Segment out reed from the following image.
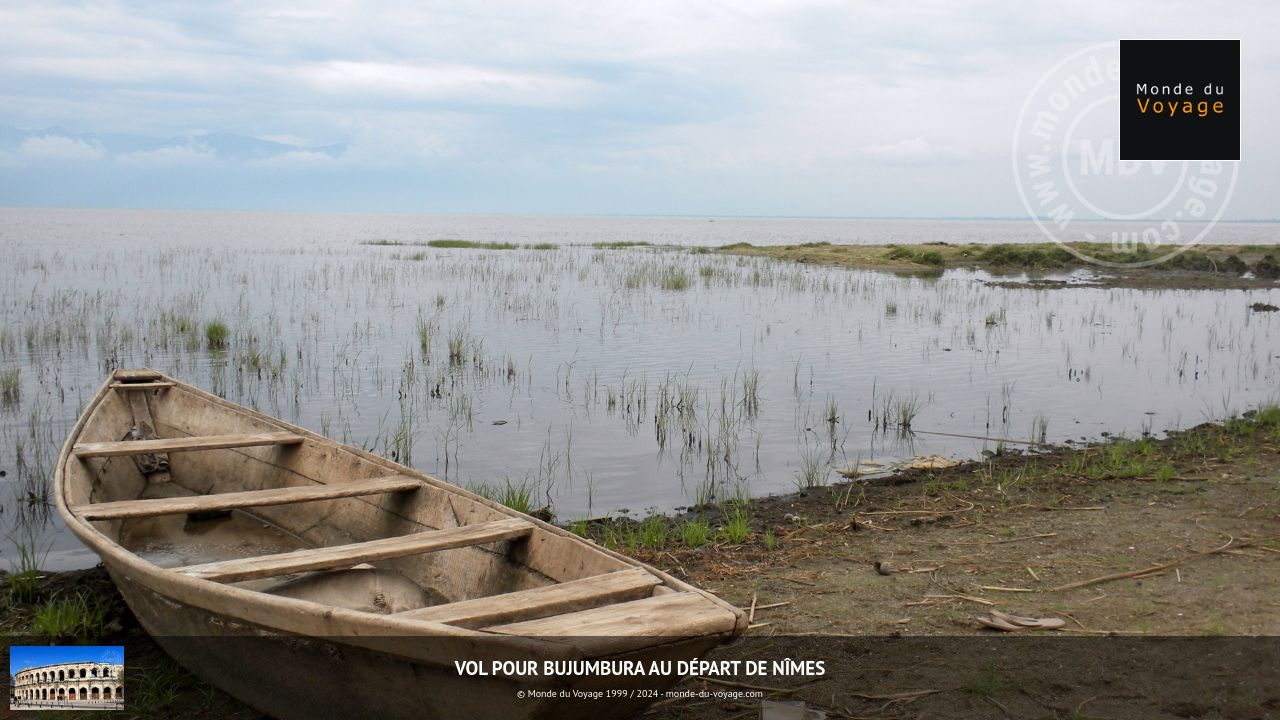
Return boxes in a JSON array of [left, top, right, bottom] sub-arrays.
[[0, 367, 19, 408]]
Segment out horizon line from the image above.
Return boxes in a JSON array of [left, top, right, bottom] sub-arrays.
[[2, 206, 1277, 224]]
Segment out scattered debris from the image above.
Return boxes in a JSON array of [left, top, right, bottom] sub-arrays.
[[906, 454, 961, 470], [977, 610, 1065, 632], [1051, 537, 1248, 592]]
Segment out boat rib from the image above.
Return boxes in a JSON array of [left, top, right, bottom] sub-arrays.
[[176, 518, 534, 583]]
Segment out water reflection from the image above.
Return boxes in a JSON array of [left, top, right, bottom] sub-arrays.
[[1, 209, 1277, 569]]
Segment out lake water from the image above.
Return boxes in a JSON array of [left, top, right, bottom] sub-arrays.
[[2, 208, 1278, 569]]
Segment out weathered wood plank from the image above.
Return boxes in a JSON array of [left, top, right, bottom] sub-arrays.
[[111, 381, 177, 389], [176, 518, 534, 583], [483, 592, 738, 640], [72, 475, 425, 520], [114, 369, 163, 381], [398, 568, 661, 628], [73, 431, 303, 458]]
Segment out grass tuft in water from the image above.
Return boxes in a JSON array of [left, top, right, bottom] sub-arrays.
[[591, 240, 652, 249], [1, 367, 19, 408], [426, 239, 519, 250], [795, 443, 829, 489], [204, 320, 230, 349], [659, 267, 691, 290]]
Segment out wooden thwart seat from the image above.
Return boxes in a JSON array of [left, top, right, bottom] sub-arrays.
[[110, 381, 176, 389], [72, 475, 424, 520], [398, 568, 661, 628], [74, 431, 303, 458], [176, 518, 534, 583], [482, 593, 739, 651]]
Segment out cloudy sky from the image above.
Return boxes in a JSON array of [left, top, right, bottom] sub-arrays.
[[1, 1, 1277, 217]]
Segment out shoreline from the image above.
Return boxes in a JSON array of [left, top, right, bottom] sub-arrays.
[[3, 406, 1277, 716], [713, 240, 1280, 290]]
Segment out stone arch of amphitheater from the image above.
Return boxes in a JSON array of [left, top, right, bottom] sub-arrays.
[[11, 661, 124, 704]]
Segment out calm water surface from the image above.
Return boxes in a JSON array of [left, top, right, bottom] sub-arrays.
[[1, 209, 1277, 569]]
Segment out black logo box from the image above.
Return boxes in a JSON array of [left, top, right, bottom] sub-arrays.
[[1120, 39, 1239, 161]]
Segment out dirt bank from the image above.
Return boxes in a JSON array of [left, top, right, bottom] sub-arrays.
[[4, 410, 1278, 719]]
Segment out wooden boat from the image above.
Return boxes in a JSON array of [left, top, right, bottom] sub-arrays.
[[56, 369, 745, 719]]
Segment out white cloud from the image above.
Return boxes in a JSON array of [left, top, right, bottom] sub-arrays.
[[860, 138, 967, 164], [20, 134, 104, 160], [0, 1, 1277, 215], [292, 61, 599, 107], [255, 134, 308, 146], [115, 144, 220, 167], [248, 150, 335, 168]]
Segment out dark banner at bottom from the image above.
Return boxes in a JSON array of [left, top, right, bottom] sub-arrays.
[[4, 635, 1278, 719]]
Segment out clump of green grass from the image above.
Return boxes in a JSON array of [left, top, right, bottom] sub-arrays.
[[1254, 253, 1280, 279], [1226, 403, 1280, 436], [131, 664, 190, 717], [601, 523, 640, 552], [894, 395, 923, 430], [469, 478, 536, 515], [677, 517, 710, 548], [415, 314, 434, 355], [639, 514, 668, 550], [978, 244, 1073, 269], [591, 240, 653, 249], [31, 592, 110, 642], [718, 502, 750, 544], [447, 328, 467, 365], [1253, 404, 1280, 428], [525, 242, 558, 250], [718, 242, 754, 250], [426, 239, 519, 250], [659, 267, 691, 291], [204, 320, 229, 349], [6, 569, 41, 604], [885, 246, 945, 267], [794, 444, 829, 489], [162, 312, 196, 334], [762, 527, 778, 551], [1084, 436, 1157, 480], [568, 519, 590, 537], [1, 367, 19, 407]]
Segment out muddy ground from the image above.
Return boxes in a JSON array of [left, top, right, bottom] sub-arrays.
[[3, 413, 1278, 719]]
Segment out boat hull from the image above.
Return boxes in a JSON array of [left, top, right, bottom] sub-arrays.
[[57, 371, 743, 720], [110, 561, 722, 720]]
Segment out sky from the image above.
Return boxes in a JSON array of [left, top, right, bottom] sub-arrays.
[[9, 645, 124, 676], [0, 1, 1277, 217]]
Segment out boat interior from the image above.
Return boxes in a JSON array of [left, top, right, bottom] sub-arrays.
[[63, 370, 740, 640]]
